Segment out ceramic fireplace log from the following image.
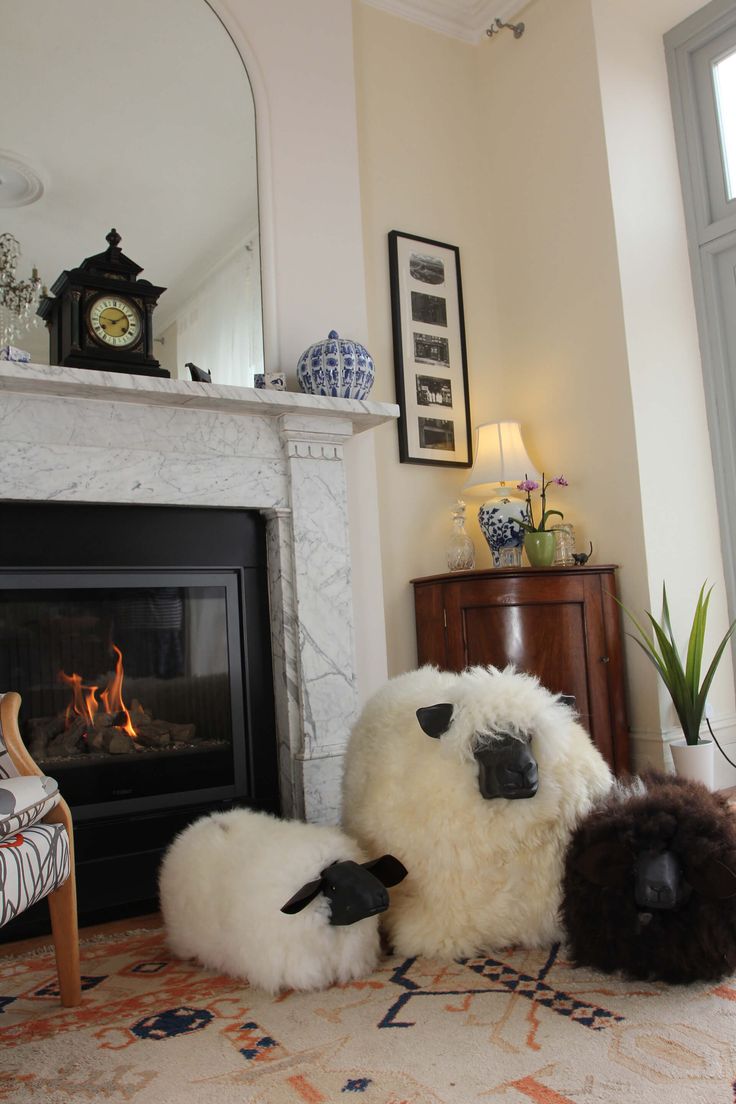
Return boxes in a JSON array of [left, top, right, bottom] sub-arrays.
[[25, 709, 198, 759], [89, 727, 136, 754]]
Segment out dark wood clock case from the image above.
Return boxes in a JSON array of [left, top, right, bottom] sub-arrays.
[[37, 228, 168, 378]]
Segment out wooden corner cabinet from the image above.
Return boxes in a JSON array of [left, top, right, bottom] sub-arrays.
[[412, 565, 629, 773]]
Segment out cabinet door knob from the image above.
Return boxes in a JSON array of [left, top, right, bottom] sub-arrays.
[[600, 656, 610, 663]]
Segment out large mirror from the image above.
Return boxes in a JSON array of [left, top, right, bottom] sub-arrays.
[[0, 0, 262, 385]]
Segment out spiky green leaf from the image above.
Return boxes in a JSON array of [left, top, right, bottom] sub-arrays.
[[695, 618, 736, 722], [685, 584, 711, 703]]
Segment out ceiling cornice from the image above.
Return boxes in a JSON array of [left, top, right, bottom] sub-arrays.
[[359, 0, 529, 44]]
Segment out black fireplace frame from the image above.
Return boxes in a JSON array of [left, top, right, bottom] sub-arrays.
[[0, 502, 279, 938]]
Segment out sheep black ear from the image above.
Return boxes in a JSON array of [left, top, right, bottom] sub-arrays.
[[416, 703, 454, 738], [573, 841, 631, 887], [362, 854, 408, 888], [280, 877, 323, 914], [688, 855, 736, 900]]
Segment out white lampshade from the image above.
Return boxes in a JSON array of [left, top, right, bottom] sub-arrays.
[[462, 421, 540, 498]]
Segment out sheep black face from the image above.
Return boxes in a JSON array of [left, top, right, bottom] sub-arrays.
[[634, 849, 683, 911], [280, 854, 407, 926], [416, 704, 538, 799], [562, 773, 736, 984]]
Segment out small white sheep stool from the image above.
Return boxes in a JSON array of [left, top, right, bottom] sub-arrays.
[[342, 665, 613, 960], [159, 807, 406, 994]]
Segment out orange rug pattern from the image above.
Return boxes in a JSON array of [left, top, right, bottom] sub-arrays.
[[1, 928, 735, 1103]]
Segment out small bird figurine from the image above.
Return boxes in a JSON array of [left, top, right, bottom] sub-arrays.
[[572, 542, 593, 566], [186, 361, 211, 383]]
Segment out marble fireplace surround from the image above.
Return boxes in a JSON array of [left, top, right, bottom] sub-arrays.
[[0, 362, 399, 824]]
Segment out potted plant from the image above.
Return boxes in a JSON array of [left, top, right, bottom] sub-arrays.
[[618, 582, 736, 787], [517, 474, 568, 567]]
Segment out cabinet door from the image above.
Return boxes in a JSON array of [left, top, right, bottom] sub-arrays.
[[442, 574, 615, 765]]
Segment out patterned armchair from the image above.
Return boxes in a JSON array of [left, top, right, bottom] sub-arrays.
[[0, 692, 81, 1006]]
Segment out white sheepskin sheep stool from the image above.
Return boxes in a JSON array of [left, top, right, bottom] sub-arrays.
[[342, 665, 613, 960], [159, 808, 406, 994]]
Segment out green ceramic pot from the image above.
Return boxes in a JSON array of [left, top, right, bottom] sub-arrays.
[[524, 531, 556, 567]]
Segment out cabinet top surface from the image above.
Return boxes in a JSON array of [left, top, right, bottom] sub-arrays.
[[411, 565, 619, 585]]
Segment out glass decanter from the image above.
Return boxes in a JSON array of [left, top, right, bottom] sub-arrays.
[[447, 499, 475, 571]]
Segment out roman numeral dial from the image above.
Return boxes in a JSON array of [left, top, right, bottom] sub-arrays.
[[88, 295, 142, 348]]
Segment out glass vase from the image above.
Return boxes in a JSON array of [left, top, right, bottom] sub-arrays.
[[551, 523, 575, 566], [447, 499, 475, 572]]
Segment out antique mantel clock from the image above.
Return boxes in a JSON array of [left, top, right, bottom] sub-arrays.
[[38, 229, 168, 378]]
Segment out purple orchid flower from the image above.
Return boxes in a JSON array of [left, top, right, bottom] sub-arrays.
[[517, 471, 569, 533]]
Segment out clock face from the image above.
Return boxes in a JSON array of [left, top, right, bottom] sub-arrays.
[[88, 295, 142, 348]]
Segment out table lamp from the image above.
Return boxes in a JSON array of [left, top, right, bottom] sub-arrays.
[[462, 421, 540, 566]]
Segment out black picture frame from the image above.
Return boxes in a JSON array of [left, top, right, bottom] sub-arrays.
[[388, 230, 472, 467]]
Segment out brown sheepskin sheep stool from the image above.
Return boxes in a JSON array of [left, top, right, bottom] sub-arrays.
[[561, 773, 736, 984]]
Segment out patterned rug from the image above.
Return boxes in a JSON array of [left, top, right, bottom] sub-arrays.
[[1, 927, 735, 1104]]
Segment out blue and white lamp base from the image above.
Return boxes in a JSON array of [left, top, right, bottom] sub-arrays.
[[477, 496, 527, 567]]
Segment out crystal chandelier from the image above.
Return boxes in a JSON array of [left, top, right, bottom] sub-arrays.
[[0, 233, 43, 347]]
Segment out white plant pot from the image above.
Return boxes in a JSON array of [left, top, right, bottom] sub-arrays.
[[670, 737, 714, 789]]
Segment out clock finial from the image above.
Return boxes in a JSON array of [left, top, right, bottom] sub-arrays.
[[106, 228, 122, 251]]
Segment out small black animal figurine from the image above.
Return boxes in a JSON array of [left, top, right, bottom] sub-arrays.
[[186, 361, 211, 383], [572, 542, 593, 565]]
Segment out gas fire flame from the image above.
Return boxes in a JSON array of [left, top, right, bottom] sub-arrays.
[[59, 644, 137, 739]]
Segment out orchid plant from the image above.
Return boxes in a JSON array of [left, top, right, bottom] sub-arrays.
[[517, 473, 568, 532]]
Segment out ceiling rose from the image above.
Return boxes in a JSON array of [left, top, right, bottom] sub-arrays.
[[0, 152, 44, 208]]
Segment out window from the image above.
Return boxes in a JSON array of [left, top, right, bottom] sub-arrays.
[[713, 47, 736, 198], [666, 0, 736, 637]]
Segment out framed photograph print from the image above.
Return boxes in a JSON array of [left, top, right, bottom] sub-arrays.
[[388, 230, 472, 467]]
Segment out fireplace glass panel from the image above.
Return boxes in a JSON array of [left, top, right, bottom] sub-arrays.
[[0, 571, 247, 815]]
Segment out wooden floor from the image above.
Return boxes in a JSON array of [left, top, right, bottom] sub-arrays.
[[0, 912, 162, 958]]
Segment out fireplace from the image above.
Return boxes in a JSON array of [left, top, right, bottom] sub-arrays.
[[5, 577, 246, 813], [0, 501, 278, 934], [0, 361, 398, 940]]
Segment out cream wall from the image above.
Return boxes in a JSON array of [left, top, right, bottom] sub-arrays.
[[208, 0, 736, 783], [212, 0, 390, 703], [591, 0, 736, 784], [355, 0, 651, 687], [475, 0, 656, 742], [353, 0, 736, 785], [354, 1, 499, 675]]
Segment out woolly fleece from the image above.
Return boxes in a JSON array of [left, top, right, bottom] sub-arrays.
[[562, 771, 736, 983], [341, 665, 613, 959], [159, 808, 381, 994]]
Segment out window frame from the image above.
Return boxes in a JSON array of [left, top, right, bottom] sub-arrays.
[[666, 0, 736, 642]]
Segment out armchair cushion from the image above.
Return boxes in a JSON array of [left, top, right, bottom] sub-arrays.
[[0, 775, 60, 839], [0, 822, 70, 927]]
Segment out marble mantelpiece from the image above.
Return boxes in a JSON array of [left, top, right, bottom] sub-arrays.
[[0, 362, 399, 823]]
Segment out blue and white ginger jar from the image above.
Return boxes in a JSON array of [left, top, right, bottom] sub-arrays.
[[297, 330, 375, 400]]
